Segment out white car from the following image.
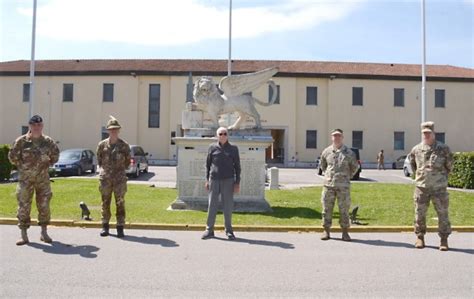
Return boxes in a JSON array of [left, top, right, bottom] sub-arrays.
[[403, 155, 413, 177]]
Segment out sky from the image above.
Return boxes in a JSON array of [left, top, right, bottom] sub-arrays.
[[1, 0, 473, 68]]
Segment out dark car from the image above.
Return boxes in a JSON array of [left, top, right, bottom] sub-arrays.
[[126, 145, 149, 178], [392, 155, 407, 169], [52, 149, 97, 176], [316, 148, 362, 180]]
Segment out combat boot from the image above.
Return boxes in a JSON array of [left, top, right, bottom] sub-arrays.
[[320, 228, 330, 240], [116, 225, 125, 238], [342, 228, 351, 242], [439, 236, 449, 251], [16, 228, 29, 246], [100, 223, 109, 237], [40, 225, 52, 243], [415, 235, 425, 249]]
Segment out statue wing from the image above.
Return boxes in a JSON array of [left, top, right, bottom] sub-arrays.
[[219, 67, 279, 97]]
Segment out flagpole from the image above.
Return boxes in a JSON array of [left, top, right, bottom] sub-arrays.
[[421, 0, 426, 123], [29, 0, 37, 120], [228, 0, 232, 76]]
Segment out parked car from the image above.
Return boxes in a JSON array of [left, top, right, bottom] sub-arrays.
[[126, 145, 149, 178], [52, 149, 97, 176], [403, 155, 413, 177], [315, 148, 362, 180], [392, 155, 407, 169]]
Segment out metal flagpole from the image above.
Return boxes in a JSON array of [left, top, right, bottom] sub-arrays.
[[28, 0, 37, 120], [228, 0, 232, 76], [421, 0, 426, 123], [226, 0, 232, 127]]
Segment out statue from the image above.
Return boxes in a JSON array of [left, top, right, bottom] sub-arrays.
[[192, 67, 279, 130]]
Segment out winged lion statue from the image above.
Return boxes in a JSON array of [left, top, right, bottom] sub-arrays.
[[192, 67, 279, 130]]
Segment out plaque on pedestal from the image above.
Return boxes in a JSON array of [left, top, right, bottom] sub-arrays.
[[170, 131, 272, 212]]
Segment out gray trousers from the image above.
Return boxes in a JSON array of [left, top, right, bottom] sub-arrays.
[[206, 178, 234, 232]]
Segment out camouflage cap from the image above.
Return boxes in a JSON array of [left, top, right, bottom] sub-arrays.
[[106, 115, 121, 129], [331, 128, 343, 136], [29, 114, 43, 124], [421, 121, 434, 133]]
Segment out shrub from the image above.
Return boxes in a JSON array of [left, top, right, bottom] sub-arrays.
[[448, 152, 474, 189], [0, 144, 13, 181]]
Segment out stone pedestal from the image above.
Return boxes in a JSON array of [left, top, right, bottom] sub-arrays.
[[170, 129, 273, 212]]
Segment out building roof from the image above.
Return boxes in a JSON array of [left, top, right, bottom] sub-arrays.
[[1, 59, 473, 81]]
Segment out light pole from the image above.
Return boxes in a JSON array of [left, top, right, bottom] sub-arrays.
[[28, 0, 37, 120], [421, 0, 426, 123]]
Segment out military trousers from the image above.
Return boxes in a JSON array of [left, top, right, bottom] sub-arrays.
[[16, 177, 52, 229], [99, 175, 127, 226], [206, 178, 234, 233], [414, 186, 451, 237], [321, 186, 351, 229]]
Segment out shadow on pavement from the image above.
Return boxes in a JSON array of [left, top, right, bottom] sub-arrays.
[[214, 236, 295, 249], [350, 239, 414, 249], [128, 172, 156, 182], [28, 241, 99, 258], [120, 234, 179, 247], [249, 207, 321, 219], [355, 177, 377, 182]]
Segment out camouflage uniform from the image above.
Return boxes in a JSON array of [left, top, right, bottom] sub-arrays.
[[8, 133, 59, 229], [96, 138, 131, 225], [320, 144, 359, 229], [409, 140, 453, 238]]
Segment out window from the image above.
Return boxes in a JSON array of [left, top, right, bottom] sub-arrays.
[[394, 132, 405, 150], [306, 130, 317, 149], [352, 87, 363, 106], [23, 83, 30, 102], [101, 126, 108, 140], [103, 83, 114, 102], [244, 91, 252, 97], [186, 84, 194, 102], [394, 88, 404, 107], [306, 86, 318, 105], [435, 132, 445, 144], [63, 83, 74, 102], [268, 85, 280, 104], [352, 131, 363, 149], [149, 84, 160, 128], [21, 126, 29, 135], [435, 89, 445, 108]]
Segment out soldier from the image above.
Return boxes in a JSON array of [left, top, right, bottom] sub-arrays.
[[8, 115, 59, 245], [319, 129, 359, 241], [377, 149, 385, 170], [96, 116, 131, 238], [202, 127, 241, 240], [409, 121, 453, 251]]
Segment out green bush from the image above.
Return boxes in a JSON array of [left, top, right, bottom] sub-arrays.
[[0, 144, 13, 181], [448, 152, 474, 189]]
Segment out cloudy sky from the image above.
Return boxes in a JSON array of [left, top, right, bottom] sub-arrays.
[[1, 0, 473, 68]]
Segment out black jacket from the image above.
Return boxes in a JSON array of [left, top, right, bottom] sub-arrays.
[[206, 141, 241, 184]]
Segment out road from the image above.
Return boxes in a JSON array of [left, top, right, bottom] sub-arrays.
[[1, 225, 472, 298], [68, 167, 414, 189]]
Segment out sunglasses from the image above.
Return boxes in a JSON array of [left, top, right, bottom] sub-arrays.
[[218, 132, 228, 136]]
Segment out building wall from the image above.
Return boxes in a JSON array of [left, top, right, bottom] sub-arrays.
[[1, 74, 473, 166]]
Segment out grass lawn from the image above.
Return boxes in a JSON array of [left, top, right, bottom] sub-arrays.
[[0, 178, 473, 226]]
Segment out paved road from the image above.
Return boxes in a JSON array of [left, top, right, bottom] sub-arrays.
[[68, 167, 413, 189], [1, 225, 472, 298]]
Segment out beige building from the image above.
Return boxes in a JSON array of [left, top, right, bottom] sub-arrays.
[[1, 59, 473, 167]]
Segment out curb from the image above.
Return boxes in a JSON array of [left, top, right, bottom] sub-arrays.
[[1, 218, 473, 233]]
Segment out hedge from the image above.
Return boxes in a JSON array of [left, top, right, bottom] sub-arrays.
[[448, 152, 474, 189], [0, 144, 13, 181]]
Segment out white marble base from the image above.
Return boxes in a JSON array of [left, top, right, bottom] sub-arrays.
[[170, 134, 273, 212]]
